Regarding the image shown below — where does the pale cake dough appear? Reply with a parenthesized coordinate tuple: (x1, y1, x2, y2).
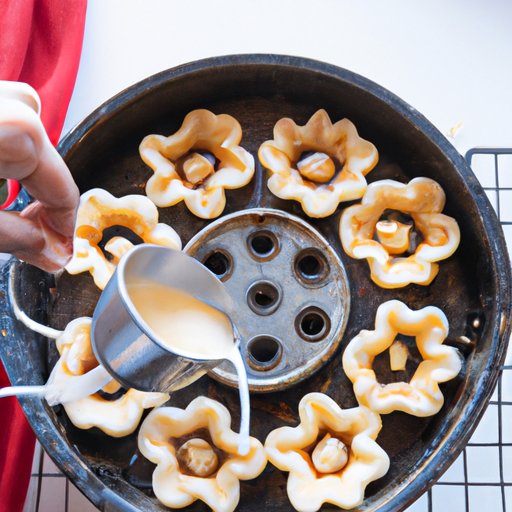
(258, 109, 378, 218)
(11, 312, 168, 437)
(264, 392, 389, 512)
(65, 188, 182, 289)
(339, 177, 460, 288)
(342, 300, 462, 417)
(138, 396, 266, 512)
(139, 109, 255, 219)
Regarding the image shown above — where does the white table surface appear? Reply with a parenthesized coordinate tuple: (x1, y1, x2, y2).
(25, 1, 512, 511)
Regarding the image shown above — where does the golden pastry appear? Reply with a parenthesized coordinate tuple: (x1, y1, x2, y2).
(138, 396, 267, 512)
(13, 315, 169, 436)
(339, 177, 460, 288)
(65, 188, 181, 289)
(258, 109, 378, 218)
(139, 109, 255, 219)
(342, 300, 462, 416)
(264, 392, 389, 512)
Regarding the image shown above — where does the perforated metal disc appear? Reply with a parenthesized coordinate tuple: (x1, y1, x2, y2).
(185, 208, 350, 392)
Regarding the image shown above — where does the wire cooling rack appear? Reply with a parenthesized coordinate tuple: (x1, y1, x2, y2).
(406, 148, 512, 512)
(21, 148, 512, 512)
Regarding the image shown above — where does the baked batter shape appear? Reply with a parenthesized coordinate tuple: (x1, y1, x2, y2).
(45, 317, 169, 436)
(65, 188, 181, 289)
(339, 177, 460, 288)
(258, 109, 378, 218)
(138, 396, 267, 512)
(264, 392, 389, 512)
(139, 109, 255, 219)
(342, 300, 462, 416)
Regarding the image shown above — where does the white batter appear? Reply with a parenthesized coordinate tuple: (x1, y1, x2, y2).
(127, 281, 235, 359)
(127, 280, 251, 454)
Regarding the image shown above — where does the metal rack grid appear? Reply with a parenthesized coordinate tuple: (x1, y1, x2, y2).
(22, 148, 512, 512)
(407, 148, 512, 512)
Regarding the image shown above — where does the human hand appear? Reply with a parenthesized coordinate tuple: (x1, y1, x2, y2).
(0, 81, 79, 272)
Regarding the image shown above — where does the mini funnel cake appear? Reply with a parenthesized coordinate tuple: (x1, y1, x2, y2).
(342, 300, 462, 417)
(258, 109, 378, 218)
(139, 109, 255, 219)
(65, 188, 182, 289)
(138, 396, 267, 512)
(264, 393, 389, 512)
(49, 317, 169, 437)
(339, 177, 460, 288)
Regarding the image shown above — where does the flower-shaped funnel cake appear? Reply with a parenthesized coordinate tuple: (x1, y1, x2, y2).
(138, 396, 267, 512)
(264, 393, 389, 512)
(139, 109, 255, 219)
(65, 188, 182, 289)
(339, 177, 460, 288)
(342, 300, 462, 417)
(258, 109, 378, 218)
(51, 317, 169, 437)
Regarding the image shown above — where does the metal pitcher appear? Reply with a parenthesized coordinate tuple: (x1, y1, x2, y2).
(91, 244, 237, 392)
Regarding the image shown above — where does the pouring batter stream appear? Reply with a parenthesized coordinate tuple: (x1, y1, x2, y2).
(127, 280, 251, 455)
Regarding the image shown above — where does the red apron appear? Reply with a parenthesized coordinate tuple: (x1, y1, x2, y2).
(0, 1, 87, 510)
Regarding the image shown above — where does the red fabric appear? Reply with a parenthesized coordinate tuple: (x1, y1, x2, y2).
(0, 1, 87, 511)
(0, 179, 21, 209)
(0, 0, 88, 146)
(0, 366, 38, 512)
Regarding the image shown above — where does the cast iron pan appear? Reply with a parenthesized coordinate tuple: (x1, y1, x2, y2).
(0, 55, 510, 511)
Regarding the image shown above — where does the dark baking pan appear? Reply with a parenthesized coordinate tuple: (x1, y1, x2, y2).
(0, 55, 510, 511)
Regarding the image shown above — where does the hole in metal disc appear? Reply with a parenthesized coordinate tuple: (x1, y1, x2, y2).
(247, 280, 281, 315)
(247, 230, 278, 260)
(295, 249, 329, 285)
(296, 306, 330, 342)
(203, 250, 232, 280)
(247, 336, 282, 370)
(254, 290, 274, 307)
(251, 235, 273, 254)
(301, 313, 324, 335)
(299, 255, 321, 276)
